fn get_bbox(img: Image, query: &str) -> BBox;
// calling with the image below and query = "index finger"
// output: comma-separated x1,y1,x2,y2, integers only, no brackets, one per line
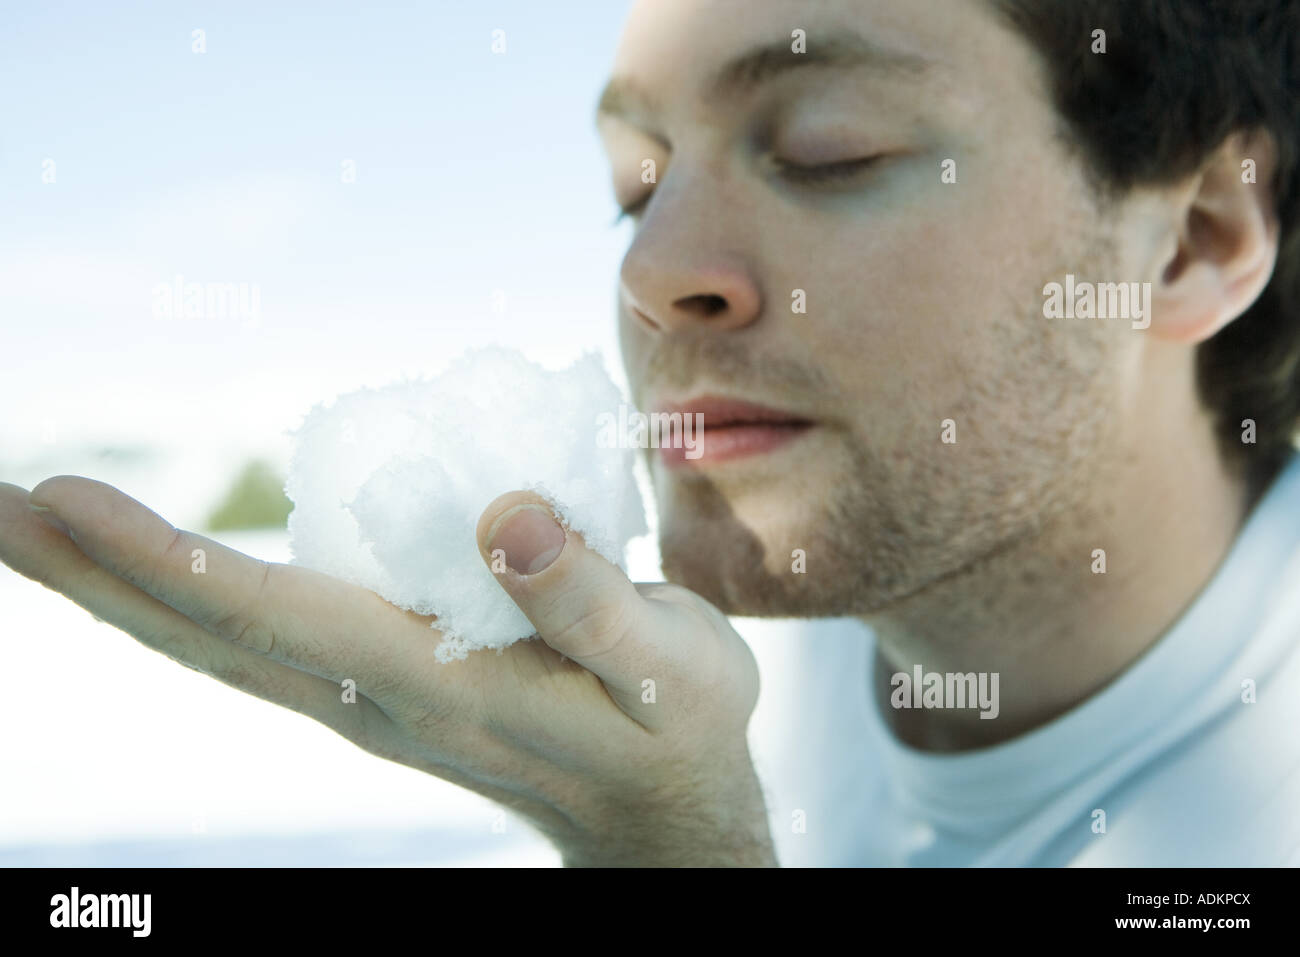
28,475,451,691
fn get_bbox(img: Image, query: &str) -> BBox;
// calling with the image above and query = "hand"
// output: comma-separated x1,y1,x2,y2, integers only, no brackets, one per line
0,476,776,866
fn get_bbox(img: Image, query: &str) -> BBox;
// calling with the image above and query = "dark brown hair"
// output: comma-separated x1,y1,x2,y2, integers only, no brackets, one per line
994,0,1300,500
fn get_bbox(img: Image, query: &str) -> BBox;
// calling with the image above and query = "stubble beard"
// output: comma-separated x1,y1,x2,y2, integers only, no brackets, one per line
656,233,1127,623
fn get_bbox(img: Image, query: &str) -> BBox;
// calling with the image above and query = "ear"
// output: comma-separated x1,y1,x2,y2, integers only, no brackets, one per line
1147,129,1281,344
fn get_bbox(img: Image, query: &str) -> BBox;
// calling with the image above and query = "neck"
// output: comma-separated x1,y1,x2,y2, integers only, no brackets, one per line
862,414,1252,752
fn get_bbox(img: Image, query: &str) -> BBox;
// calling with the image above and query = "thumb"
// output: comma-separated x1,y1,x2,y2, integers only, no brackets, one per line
476,490,656,698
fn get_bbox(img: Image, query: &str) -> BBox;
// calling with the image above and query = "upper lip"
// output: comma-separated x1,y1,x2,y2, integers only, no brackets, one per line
651,394,815,428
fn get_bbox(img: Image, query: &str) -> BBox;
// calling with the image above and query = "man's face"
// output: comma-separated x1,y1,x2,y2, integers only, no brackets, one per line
599,0,1142,617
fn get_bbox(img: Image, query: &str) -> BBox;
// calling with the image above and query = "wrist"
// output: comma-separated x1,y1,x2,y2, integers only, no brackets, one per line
556,756,777,867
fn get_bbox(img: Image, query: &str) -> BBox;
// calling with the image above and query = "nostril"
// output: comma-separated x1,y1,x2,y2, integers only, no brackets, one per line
677,293,728,318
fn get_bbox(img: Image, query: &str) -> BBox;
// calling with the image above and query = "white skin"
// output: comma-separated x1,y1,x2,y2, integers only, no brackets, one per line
0,0,1281,863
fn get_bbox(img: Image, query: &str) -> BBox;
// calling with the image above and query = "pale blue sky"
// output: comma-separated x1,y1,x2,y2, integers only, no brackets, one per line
0,3,689,862
0,0,637,477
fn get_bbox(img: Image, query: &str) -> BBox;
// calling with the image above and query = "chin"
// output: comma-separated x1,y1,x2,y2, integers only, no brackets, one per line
651,436,911,616
657,511,891,619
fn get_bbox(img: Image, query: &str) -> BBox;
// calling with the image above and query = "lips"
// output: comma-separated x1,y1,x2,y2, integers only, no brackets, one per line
658,396,813,428
653,395,815,467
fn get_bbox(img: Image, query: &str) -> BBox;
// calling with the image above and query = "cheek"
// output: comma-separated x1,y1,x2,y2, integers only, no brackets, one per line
807,218,1003,432
810,170,1097,432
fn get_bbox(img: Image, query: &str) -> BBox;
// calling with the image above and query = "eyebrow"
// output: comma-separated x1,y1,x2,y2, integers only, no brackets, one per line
595,33,936,126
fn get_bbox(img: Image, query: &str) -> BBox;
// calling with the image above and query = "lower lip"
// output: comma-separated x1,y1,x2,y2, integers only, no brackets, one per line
658,423,814,469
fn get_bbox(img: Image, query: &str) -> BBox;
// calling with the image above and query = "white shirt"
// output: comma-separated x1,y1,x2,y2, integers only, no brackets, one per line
745,451,1300,866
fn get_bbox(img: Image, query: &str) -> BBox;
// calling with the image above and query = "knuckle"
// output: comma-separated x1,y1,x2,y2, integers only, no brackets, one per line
643,583,735,638
381,662,486,754
160,525,192,566
350,699,400,762
405,689,471,738
212,560,277,654
121,525,189,594
229,616,278,657
360,669,413,710
549,599,640,658
160,633,216,676
637,581,694,604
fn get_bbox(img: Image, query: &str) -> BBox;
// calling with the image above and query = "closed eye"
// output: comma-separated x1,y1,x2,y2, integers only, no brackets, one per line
773,155,884,185
613,155,886,225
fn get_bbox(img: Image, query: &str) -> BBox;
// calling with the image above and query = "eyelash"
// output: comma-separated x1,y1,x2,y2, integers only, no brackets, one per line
612,155,883,225
775,155,883,185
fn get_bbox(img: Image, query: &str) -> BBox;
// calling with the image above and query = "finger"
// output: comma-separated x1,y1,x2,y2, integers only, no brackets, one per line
26,475,443,694
0,482,393,747
477,491,693,726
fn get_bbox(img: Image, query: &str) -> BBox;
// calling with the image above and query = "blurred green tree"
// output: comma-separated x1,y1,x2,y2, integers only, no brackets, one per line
206,459,292,530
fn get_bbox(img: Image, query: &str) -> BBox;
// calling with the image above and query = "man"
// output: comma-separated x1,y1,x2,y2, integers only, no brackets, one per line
2,0,1298,865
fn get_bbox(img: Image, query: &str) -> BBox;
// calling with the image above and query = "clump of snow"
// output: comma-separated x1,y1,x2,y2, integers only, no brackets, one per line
285,347,647,661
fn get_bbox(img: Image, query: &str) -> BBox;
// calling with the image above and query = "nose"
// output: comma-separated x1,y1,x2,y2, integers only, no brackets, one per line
618,182,762,335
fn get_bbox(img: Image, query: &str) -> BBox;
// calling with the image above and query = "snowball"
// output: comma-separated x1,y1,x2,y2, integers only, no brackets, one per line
284,347,647,661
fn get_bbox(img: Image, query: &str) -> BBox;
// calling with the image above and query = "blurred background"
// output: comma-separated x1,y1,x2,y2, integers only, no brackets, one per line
0,0,817,866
